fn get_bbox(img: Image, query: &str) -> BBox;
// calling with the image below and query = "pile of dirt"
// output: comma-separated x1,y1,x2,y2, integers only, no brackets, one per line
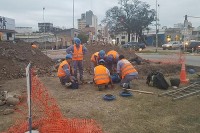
0,41,54,81
136,63,181,78
83,44,139,70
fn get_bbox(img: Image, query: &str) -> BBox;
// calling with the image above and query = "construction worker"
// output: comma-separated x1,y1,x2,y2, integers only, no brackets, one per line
66,37,87,83
117,55,138,89
57,54,76,87
93,59,113,90
90,50,107,74
105,50,119,74
31,43,38,48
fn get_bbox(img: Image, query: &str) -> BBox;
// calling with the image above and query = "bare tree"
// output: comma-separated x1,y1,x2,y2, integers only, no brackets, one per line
102,0,155,42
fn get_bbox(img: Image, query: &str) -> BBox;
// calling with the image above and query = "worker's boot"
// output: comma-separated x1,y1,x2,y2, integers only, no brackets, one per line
98,86,103,91
105,85,109,89
65,82,72,88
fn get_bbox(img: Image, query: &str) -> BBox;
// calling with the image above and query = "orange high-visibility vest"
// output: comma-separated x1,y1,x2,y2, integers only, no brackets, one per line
107,50,118,59
91,52,99,62
57,60,70,77
72,45,83,60
121,59,137,79
32,44,37,48
94,65,110,85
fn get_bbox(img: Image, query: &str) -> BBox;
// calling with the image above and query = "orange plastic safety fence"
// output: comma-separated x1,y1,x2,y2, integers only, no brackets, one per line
4,69,103,133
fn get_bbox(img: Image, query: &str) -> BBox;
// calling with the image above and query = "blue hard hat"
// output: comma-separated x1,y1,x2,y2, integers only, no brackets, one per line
66,54,72,59
99,59,105,64
188,69,195,74
99,50,105,59
74,37,81,46
107,55,113,62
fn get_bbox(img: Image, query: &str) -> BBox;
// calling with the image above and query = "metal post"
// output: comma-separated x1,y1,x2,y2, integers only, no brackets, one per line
73,0,74,29
155,0,158,52
43,7,47,55
26,63,32,133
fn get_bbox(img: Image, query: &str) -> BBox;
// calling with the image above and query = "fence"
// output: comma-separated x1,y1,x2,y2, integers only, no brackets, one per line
4,67,102,133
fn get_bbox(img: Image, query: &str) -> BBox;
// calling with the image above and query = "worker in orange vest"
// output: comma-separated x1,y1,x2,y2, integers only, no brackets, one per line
31,43,38,48
90,50,107,74
57,54,76,87
94,59,113,90
105,50,119,74
117,55,138,89
66,37,87,83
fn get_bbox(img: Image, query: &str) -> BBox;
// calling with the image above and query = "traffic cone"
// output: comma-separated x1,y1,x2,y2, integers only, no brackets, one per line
180,61,189,84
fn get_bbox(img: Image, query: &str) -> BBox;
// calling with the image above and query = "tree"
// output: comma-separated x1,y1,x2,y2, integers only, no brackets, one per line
77,32,88,43
102,0,155,42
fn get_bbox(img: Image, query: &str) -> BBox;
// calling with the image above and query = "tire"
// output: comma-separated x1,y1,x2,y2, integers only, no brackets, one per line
120,91,133,97
103,94,116,101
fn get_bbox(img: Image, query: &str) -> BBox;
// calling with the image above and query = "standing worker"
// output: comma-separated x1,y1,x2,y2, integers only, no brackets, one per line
106,50,119,74
117,55,138,89
93,59,113,90
90,50,107,74
57,54,76,87
66,37,87,83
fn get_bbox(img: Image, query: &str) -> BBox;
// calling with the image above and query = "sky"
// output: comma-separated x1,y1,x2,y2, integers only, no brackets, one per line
0,0,200,31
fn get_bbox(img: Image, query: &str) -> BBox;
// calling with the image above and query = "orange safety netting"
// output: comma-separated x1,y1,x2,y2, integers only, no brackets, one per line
4,69,103,133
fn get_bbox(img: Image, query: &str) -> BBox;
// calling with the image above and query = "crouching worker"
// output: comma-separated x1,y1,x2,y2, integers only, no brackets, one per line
57,54,78,89
93,59,113,91
90,50,107,75
106,50,119,74
117,55,138,89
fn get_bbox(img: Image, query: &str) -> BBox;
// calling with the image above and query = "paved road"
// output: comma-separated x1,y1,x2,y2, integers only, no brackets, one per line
137,53,200,66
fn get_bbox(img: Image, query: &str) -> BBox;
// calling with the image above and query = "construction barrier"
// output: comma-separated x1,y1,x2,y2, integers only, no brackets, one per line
4,69,103,133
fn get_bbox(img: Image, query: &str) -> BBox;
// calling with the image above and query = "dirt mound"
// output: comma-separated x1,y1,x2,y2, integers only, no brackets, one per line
84,44,139,69
83,44,182,76
0,41,54,81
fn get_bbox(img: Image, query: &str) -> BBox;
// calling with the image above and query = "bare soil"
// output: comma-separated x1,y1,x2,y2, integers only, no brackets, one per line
0,73,200,133
0,41,54,81
0,42,200,133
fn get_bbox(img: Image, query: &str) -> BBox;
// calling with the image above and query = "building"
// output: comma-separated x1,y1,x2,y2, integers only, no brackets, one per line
86,10,93,26
81,27,95,42
97,24,111,43
191,27,200,41
78,10,98,40
143,29,165,46
174,23,184,29
78,19,86,30
38,23,53,33
0,16,15,41
15,27,32,34
54,28,80,48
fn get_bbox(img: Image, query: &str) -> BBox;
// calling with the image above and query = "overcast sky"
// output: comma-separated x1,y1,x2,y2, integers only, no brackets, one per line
0,0,200,31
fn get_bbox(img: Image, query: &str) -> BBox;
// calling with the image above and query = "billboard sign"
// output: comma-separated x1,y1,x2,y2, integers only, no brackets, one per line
0,16,15,30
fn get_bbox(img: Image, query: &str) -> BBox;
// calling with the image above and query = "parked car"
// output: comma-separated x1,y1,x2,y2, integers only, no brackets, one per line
122,42,146,51
185,41,200,53
162,41,182,50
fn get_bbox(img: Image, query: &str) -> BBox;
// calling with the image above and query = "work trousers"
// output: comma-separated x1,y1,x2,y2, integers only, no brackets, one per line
120,73,138,88
73,60,83,80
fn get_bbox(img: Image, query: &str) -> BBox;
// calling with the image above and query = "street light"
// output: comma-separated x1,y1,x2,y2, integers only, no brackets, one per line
43,7,47,55
155,0,158,52
73,0,74,29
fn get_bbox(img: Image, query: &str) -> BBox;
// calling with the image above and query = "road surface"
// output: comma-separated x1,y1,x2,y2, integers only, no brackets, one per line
137,53,200,66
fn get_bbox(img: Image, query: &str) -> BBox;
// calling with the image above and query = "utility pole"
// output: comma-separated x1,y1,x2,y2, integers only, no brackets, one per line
73,0,74,29
43,7,47,55
155,0,158,52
